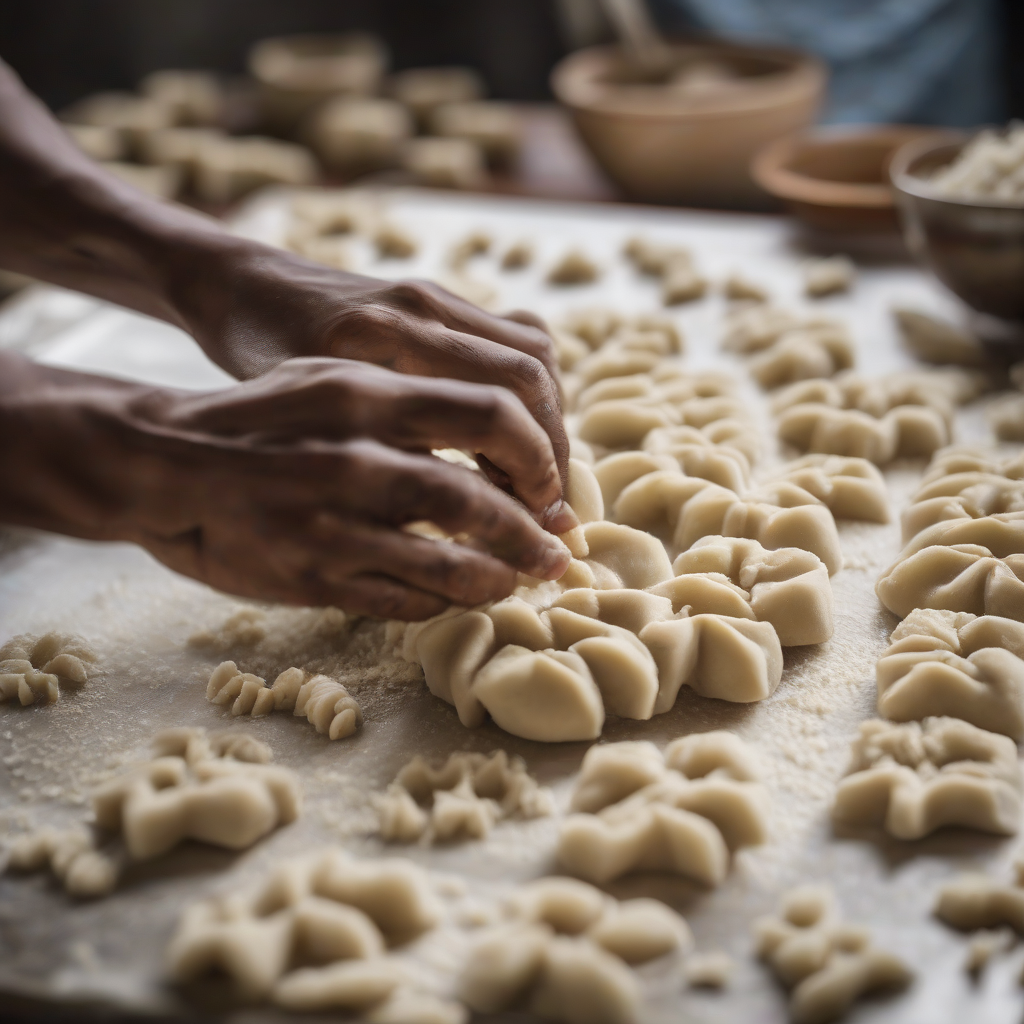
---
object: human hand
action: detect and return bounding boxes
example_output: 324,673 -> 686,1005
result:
0,353 -> 572,619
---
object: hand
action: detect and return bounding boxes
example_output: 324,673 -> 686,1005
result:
0,353 -> 572,619
176,247 -> 572,498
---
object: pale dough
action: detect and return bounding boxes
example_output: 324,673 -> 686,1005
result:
832,717 -> 1021,839
0,631 -> 96,706
557,733 -> 768,886
547,249 -> 601,287
876,608 -> 1024,738
501,238 -> 533,270
207,662 -> 362,740
376,750 -> 554,843
390,66 -> 485,125
429,101 -> 522,166
935,864 -> 1024,934
892,308 -> 987,368
5,826 -> 119,899
803,256 -> 855,298
684,951 -> 734,988
723,273 -> 769,303
621,237 -> 707,306
305,97 -> 412,173
446,229 -> 491,269
928,122 -> 1024,203
401,137 -> 485,190
754,884 -> 911,1024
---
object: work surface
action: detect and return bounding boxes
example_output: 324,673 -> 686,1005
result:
1,189 -> 1021,1023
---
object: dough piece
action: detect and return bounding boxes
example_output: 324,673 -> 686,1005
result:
374,221 -> 418,259
0,631 -> 96,706
188,607 -> 269,652
558,733 -> 768,885
928,122 -> 1024,202
892,308 -> 987,367
402,137 -> 485,190
430,101 -> 522,167
685,951 -> 734,988
748,324 -> 855,389
446,229 -> 492,269
192,136 -> 318,203
723,273 -> 768,303
168,848 -> 440,1002
66,123 -> 125,161
501,239 -> 533,270
61,91 -> 175,141
921,445 -> 1024,485
5,826 -> 119,899
989,394 -> 1024,442
305,97 -> 412,174
92,727 -> 301,859
803,256 -> 855,298
367,988 -> 468,1024
875,513 -> 1024,620
876,609 -> 1024,738
390,66 -> 485,126
832,717 -> 1022,839
662,259 -> 709,305
772,367 -> 986,464
900,468 -> 1024,543
377,749 -> 554,843
765,454 -> 889,523
935,868 -> 1024,934
548,249 -> 600,287
963,929 -> 1014,975
140,69 -> 224,127
622,236 -> 692,276
207,662 -> 363,739
461,877 -> 686,1019
754,885 -> 911,1024
722,305 -> 805,354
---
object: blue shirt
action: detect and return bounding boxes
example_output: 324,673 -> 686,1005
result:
651,0 -> 1005,126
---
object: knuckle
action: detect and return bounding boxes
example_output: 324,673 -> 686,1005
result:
388,279 -> 438,313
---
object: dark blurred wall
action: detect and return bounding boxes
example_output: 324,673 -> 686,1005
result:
0,0 -> 569,109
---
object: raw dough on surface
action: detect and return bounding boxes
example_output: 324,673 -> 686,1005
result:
557,733 -> 768,886
0,631 -> 97,706
460,876 -> 690,1020
501,238 -> 533,270
723,273 -> 768,303
989,394 -> 1024,442
621,236 -> 707,306
766,454 -> 889,523
892,308 -> 987,368
774,369 -> 985,464
935,863 -> 1024,934
92,726 -> 301,860
548,249 -> 600,286
5,826 -> 119,899
754,884 -> 911,1024
832,717 -> 1022,839
168,848 -> 441,1002
803,256 -> 855,298
429,101 -> 522,167
684,951 -> 734,988
401,137 -> 485,190
374,221 -> 418,259
376,750 -> 554,843
305,97 -> 412,174
875,513 -> 1024,620
207,662 -> 363,739
876,609 -> 1024,737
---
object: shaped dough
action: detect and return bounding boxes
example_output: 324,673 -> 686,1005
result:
763,454 -> 889,523
557,733 -> 768,885
832,717 -> 1022,839
92,727 -> 301,860
377,750 -> 554,843
935,867 -> 1024,935
876,609 -> 1024,738
168,848 -> 440,1002
875,513 -> 1024,620
803,255 -> 855,297
208,662 -> 363,739
892,308 -> 986,368
901,469 -> 1024,543
548,249 -> 600,286
5,826 -> 119,899
754,884 -> 911,1024
0,631 -> 96,706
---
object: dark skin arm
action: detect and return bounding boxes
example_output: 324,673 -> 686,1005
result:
0,59 -> 575,616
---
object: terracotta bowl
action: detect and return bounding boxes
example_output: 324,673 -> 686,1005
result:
891,134 -> 1024,322
752,125 -> 938,232
550,42 -> 825,209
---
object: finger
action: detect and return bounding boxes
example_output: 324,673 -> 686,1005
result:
328,440 -> 572,579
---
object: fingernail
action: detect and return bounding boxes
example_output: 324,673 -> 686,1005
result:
534,538 -> 572,581
543,499 -> 580,536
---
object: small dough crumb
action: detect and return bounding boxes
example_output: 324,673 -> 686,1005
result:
5,826 -> 119,899
501,239 -> 533,270
401,137 -> 485,190
964,928 -> 1013,976
374,222 -> 418,259
803,256 -> 855,298
723,273 -> 768,303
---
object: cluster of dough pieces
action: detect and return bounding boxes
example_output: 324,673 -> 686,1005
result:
832,446 -> 1024,841
377,749 -> 554,844
206,661 -> 362,740
754,884 -> 911,1024
5,728 -> 299,897
0,632 -> 96,706
167,847 -> 703,1024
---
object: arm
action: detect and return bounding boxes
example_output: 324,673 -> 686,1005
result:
0,350 -> 571,618
0,58 -> 573,532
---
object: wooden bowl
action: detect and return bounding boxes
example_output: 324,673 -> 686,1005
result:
551,42 -> 825,209
752,125 -> 938,232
